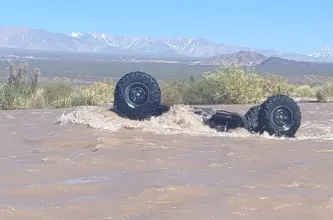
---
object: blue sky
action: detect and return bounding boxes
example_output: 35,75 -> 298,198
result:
1,0 -> 332,54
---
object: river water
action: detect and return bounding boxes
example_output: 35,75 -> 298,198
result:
1,102 -> 333,219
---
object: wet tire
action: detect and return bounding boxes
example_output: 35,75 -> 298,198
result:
244,105 -> 261,133
153,104 -> 170,117
114,71 -> 161,120
258,94 -> 301,137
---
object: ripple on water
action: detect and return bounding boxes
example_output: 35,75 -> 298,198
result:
56,175 -> 112,185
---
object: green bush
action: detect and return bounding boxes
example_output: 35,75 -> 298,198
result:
293,85 -> 316,98
160,65 -> 272,105
261,73 -> 292,96
316,81 -> 333,102
0,83 -> 38,110
182,80 -> 216,104
160,79 -> 191,105
43,83 -> 75,108
200,65 -> 264,104
0,60 -> 41,109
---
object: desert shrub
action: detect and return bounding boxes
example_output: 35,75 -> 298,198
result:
316,81 -> 333,102
261,73 -> 292,96
42,80 -> 115,108
0,60 -> 116,109
293,85 -> 316,97
0,60 -> 42,109
42,83 -> 76,108
160,78 -> 216,105
89,80 -> 115,104
201,65 -> 264,104
160,79 -> 191,105
0,83 -> 34,109
68,80 -> 115,107
160,65 -> 267,105
161,65 -> 314,105
182,80 -> 216,104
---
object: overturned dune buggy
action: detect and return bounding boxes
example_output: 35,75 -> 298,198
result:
111,71 -> 302,137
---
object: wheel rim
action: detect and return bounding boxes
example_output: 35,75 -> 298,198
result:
125,82 -> 149,107
272,106 -> 293,130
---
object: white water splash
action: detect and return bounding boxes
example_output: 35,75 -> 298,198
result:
56,105 -> 251,138
55,105 -> 333,142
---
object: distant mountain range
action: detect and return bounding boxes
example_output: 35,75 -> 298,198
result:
0,26 -> 333,63
197,51 -> 267,66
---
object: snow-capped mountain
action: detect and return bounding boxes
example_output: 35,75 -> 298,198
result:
0,27 -> 91,52
0,27 -> 331,61
69,32 -> 316,60
70,31 -> 251,57
310,45 -> 333,58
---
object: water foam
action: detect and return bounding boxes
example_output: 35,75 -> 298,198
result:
56,105 -> 252,138
55,105 -> 333,142
296,120 -> 333,141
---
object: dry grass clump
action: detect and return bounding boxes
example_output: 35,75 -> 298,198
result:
0,60 -> 42,109
43,80 -> 115,108
292,84 -> 317,98
0,60 -> 115,110
261,73 -> 292,96
316,81 -> 333,102
160,79 -> 191,105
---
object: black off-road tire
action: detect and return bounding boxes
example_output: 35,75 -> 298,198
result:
153,104 -> 170,117
114,71 -> 161,120
244,105 -> 261,133
258,94 -> 301,137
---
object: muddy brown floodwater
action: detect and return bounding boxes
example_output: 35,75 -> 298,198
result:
1,102 -> 333,220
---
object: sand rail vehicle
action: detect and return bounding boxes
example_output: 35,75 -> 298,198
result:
111,71 -> 302,138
